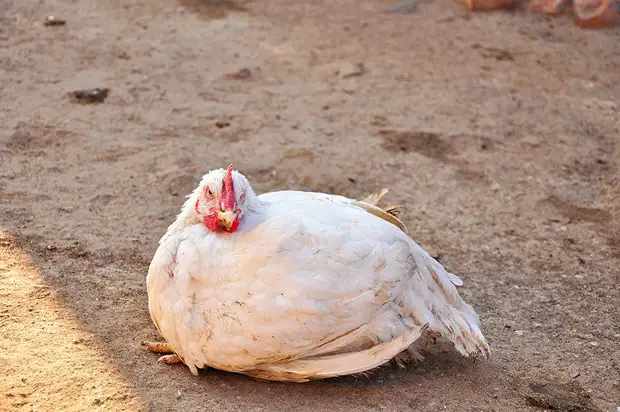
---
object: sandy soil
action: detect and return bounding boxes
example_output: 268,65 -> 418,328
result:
1,0 -> 620,411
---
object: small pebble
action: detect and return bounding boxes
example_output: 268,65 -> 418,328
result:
44,16 -> 66,26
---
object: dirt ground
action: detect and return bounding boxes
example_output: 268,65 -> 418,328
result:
1,0 -> 620,411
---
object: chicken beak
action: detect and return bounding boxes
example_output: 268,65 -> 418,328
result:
217,210 -> 237,231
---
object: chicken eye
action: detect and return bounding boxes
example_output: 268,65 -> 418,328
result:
205,187 -> 214,199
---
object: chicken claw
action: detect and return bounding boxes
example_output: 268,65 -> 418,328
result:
157,354 -> 183,364
142,340 -> 173,354
142,341 -> 183,365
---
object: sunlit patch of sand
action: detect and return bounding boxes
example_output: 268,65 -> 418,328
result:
0,230 -> 145,412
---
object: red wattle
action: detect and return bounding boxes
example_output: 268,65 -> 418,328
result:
204,212 -> 219,232
226,217 -> 240,233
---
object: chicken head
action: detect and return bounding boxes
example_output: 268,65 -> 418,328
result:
192,164 -> 253,233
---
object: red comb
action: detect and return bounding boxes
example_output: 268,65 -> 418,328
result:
221,164 -> 236,210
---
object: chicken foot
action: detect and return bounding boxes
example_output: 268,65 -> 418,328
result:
141,340 -> 183,364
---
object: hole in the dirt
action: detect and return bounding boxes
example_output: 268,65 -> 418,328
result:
377,130 -> 454,161
178,0 -> 249,18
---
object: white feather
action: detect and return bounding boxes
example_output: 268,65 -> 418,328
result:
245,324 -> 429,382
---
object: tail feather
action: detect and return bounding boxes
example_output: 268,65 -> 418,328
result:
354,188 -> 408,233
245,324 -> 428,382
402,247 -> 490,361
430,265 -> 489,359
437,303 -> 490,360
359,188 -> 405,218
360,188 -> 389,206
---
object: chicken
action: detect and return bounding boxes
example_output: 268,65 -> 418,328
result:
143,165 -> 490,382
456,0 -> 620,28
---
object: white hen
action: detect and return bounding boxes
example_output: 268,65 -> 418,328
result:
144,165 -> 490,382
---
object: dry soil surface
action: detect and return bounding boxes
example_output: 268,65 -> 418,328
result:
1,0 -> 620,411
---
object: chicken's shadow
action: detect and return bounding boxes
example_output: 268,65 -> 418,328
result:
156,341 -> 493,399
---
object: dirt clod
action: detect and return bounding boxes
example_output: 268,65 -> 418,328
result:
341,62 -> 365,78
226,68 -> 252,79
70,88 -> 110,104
